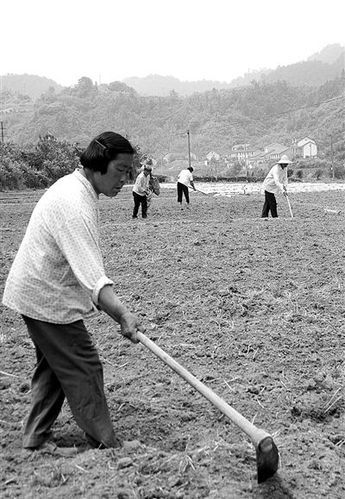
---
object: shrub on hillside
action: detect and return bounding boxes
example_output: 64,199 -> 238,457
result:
312,169 -> 324,180
0,135 -> 80,190
0,136 -> 146,189
30,135 -> 79,182
334,165 -> 345,179
0,157 -> 26,190
21,166 -> 51,188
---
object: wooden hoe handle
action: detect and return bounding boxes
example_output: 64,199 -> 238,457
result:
137,331 -> 271,447
286,195 -> 294,218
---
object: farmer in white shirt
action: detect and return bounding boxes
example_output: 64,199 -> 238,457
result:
2,131 -> 145,455
261,155 -> 292,218
132,162 -> 152,218
177,166 -> 196,209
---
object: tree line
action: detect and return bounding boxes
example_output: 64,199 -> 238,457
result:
0,134 -> 146,190
0,74 -> 344,190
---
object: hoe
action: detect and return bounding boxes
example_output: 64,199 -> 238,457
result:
137,331 -> 279,483
285,194 -> 294,218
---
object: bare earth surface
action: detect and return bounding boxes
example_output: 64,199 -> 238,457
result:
0,184 -> 344,498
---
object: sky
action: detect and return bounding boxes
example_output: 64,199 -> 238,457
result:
1,0 -> 344,87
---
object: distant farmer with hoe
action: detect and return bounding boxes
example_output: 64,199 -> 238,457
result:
177,166 -> 196,209
2,131 -> 145,456
132,159 -> 153,218
261,154 -> 292,218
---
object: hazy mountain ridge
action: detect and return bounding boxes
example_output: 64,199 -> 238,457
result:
261,55 -> 344,87
123,44 -> 344,96
123,74 -> 233,96
1,44 -> 343,100
123,68 -> 273,96
308,43 -> 344,63
0,74 -> 63,100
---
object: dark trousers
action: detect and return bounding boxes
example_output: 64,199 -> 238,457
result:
261,190 -> 278,218
22,315 -> 117,449
177,182 -> 190,204
133,192 -> 147,218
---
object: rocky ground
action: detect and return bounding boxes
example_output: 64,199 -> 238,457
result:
0,185 -> 344,498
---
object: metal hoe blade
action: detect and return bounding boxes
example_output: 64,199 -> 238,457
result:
256,436 -> 280,483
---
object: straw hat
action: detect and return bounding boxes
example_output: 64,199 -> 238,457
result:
278,154 -> 292,164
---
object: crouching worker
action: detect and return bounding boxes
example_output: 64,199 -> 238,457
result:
146,159 -> 160,212
2,131 -> 145,455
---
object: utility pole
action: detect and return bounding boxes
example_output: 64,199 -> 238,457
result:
242,143 -> 251,181
0,121 -> 4,142
330,135 -> 335,180
292,138 -> 297,160
187,129 -> 191,169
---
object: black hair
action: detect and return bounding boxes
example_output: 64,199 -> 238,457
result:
80,131 -> 134,174
188,166 -> 194,172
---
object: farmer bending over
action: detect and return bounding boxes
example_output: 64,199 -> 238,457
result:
177,166 -> 196,209
261,155 -> 292,218
2,131 -> 145,455
132,161 -> 152,219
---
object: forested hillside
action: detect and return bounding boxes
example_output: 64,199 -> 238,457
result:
1,75 -> 344,164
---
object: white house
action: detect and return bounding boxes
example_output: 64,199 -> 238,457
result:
206,151 -> 221,162
248,144 -> 292,167
228,146 -> 262,162
232,143 -> 250,151
297,137 -> 317,158
263,143 -> 292,161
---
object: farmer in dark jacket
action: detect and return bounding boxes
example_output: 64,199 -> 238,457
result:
2,131 -> 145,455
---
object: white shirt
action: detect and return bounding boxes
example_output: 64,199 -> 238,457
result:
133,171 -> 150,196
2,169 -> 113,324
262,164 -> 288,195
177,169 -> 193,187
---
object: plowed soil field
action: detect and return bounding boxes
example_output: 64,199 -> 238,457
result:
1,184 -> 344,498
